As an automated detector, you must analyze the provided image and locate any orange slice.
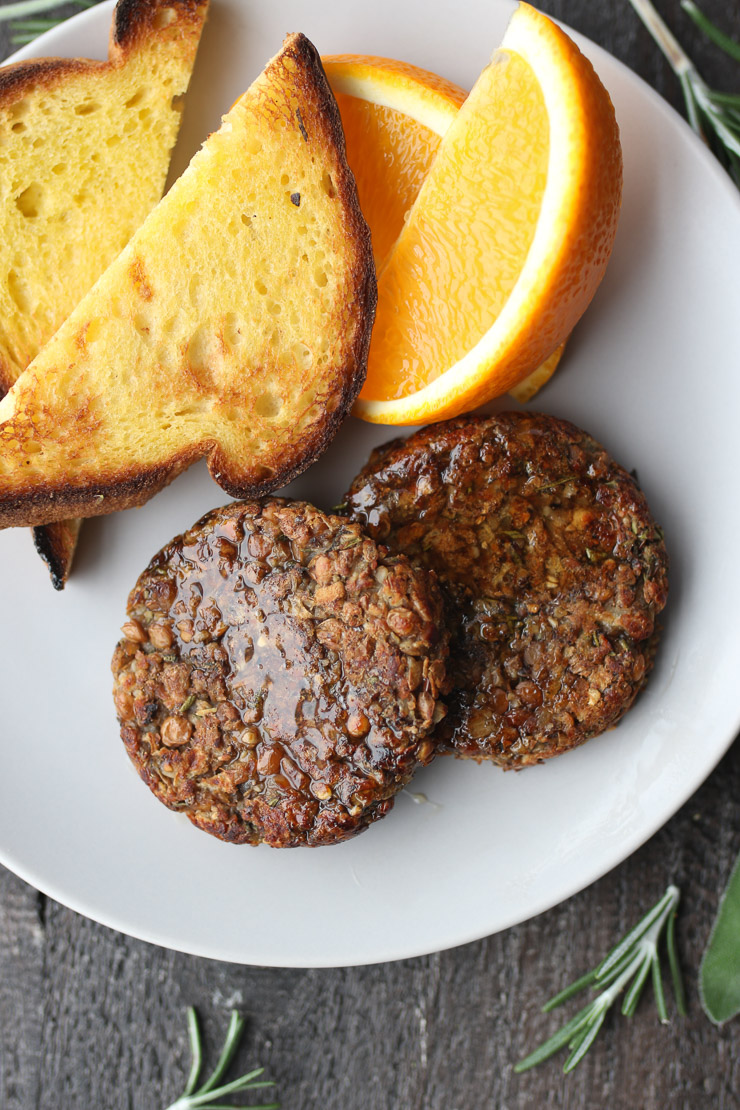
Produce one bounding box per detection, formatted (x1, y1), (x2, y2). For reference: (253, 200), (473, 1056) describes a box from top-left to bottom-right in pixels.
(323, 51), (566, 406)
(351, 2), (622, 425)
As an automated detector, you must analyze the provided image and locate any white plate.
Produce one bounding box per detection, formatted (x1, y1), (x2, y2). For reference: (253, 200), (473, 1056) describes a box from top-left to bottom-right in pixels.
(1, 0), (739, 968)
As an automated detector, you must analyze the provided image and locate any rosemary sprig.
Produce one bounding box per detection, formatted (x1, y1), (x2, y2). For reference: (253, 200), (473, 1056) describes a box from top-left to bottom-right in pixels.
(515, 885), (685, 1074)
(628, 0), (740, 186)
(0, 0), (97, 47)
(163, 1009), (279, 1110)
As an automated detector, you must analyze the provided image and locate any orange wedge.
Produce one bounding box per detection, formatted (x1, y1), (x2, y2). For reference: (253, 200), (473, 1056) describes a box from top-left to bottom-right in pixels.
(324, 50), (566, 407)
(351, 2), (622, 425)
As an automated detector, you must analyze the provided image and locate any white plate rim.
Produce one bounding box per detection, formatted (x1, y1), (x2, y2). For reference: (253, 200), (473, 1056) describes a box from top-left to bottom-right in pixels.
(0, 0), (738, 967)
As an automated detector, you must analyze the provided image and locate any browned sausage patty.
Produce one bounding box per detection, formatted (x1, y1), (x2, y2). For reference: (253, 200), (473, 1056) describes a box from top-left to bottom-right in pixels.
(345, 413), (668, 767)
(111, 499), (449, 847)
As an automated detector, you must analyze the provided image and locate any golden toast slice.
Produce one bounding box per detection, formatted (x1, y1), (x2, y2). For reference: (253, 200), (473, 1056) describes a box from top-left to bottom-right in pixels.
(0, 33), (375, 529)
(0, 0), (209, 584)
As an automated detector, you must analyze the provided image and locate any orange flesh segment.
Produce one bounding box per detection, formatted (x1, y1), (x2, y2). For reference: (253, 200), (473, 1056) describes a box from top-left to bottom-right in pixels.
(362, 51), (550, 402)
(333, 94), (443, 269)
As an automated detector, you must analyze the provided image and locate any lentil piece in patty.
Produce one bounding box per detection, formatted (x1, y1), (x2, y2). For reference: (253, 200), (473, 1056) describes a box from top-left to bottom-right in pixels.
(112, 499), (449, 847)
(345, 412), (668, 767)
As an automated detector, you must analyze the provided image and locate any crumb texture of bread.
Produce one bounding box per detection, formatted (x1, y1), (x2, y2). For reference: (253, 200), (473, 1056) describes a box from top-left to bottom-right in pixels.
(0, 0), (209, 394)
(0, 32), (376, 529)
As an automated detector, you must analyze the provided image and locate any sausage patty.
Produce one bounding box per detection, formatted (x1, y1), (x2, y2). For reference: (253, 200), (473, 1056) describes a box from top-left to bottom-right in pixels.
(112, 499), (449, 847)
(345, 413), (668, 767)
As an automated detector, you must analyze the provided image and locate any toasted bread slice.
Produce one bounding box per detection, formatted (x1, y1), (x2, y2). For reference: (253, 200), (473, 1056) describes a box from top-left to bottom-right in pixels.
(0, 33), (375, 530)
(0, 0), (209, 584)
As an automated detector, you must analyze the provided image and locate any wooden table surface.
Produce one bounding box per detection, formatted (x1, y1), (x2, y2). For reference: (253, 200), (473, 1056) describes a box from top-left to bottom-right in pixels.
(2, 1), (740, 1107)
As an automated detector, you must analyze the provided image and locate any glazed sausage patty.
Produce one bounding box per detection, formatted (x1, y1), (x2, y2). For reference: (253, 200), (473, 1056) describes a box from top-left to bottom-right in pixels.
(112, 499), (449, 847)
(345, 413), (668, 767)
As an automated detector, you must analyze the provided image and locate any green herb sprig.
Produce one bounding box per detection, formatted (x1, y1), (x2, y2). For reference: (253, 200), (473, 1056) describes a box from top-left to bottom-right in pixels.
(164, 1009), (279, 1110)
(516, 885), (685, 1074)
(0, 0), (96, 46)
(628, 0), (740, 186)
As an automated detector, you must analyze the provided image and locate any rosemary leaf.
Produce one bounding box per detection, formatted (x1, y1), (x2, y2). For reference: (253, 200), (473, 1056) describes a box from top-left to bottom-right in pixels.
(593, 946), (644, 989)
(710, 90), (740, 108)
(514, 1000), (598, 1072)
(667, 903), (688, 1017)
(621, 953), (652, 1017)
(652, 955), (668, 1024)
(682, 0), (740, 63)
(196, 1105), (280, 1110)
(542, 968), (599, 1012)
(10, 18), (61, 29)
(183, 1007), (203, 1098)
(0, 0), (80, 19)
(198, 1013), (247, 1094)
(597, 887), (673, 980)
(563, 1008), (606, 1073)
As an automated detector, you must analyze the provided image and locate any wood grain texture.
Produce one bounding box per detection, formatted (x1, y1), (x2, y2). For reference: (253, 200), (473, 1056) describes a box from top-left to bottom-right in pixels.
(2, 2), (740, 1107)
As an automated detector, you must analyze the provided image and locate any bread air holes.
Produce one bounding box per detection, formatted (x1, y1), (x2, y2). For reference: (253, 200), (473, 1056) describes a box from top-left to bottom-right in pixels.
(321, 172), (337, 199)
(174, 400), (211, 417)
(187, 326), (214, 375)
(124, 89), (149, 109)
(134, 312), (153, 343)
(255, 391), (283, 420)
(75, 101), (100, 116)
(153, 6), (176, 28)
(16, 183), (44, 218)
(7, 270), (31, 312)
(163, 310), (185, 338)
(9, 98), (29, 131)
(292, 342), (313, 370)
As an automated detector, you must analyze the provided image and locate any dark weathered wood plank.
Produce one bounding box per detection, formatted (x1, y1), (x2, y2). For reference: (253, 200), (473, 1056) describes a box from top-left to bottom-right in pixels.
(0, 870), (45, 1110)
(2, 2), (740, 1108)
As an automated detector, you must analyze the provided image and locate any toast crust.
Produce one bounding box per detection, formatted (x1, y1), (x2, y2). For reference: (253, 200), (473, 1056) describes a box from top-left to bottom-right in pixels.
(0, 33), (376, 530)
(32, 518), (81, 590)
(0, 0), (208, 132)
(0, 0), (204, 101)
(112, 0), (209, 54)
